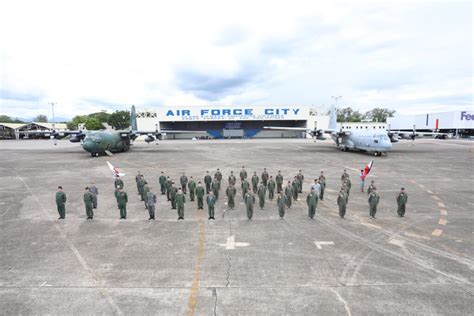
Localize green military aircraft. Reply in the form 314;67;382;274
33;106;205;157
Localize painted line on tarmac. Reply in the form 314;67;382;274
431;195;441;201
186;208;206;316
403;232;431;240
440;210;448;216
439;218;447;226
437;202;446;208
432;229;443;237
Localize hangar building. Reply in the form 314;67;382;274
387;110;474;137
137;105;329;139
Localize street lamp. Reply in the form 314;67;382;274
49;102;57;145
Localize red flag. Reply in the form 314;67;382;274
362;160;374;180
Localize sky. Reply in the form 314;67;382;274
0;0;472;120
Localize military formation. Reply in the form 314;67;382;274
55;167;408;222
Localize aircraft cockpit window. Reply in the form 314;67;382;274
374;139;379;143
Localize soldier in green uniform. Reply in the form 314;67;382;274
188;176;196;201
277;191;287;219
215;168;223;190
117;188;128;219
251;172;259;193
276;170;283;193
114;176;124;190
341;169;349;181
292;176;300;201
240;166;247;183
135;171;142;194
396;188;408;217
84;187;94;220
297;170;304;193
343;176;352;197
318;171;326;200
138;176;146;201
306;189;318;219
257;183;266;210
267;176;276;200
367;180;377;195
170;182;178;209
244;191;256;220
176;188;186;220
228;171;236;186
206;192;216;220
147;187;157;220
166;176;173;201
261;168;269;187
55;186;67;219
368;189;380;219
159;171;167;195
180;172;188;194
114;186;121;207
226;184;236;209
204;171;212;194
285;181;293;208
337;189;348;219
212;178;220;200
196;182;205;210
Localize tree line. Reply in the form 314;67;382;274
336;107;396;123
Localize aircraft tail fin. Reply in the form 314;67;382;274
130;105;138;131
328;105;337;130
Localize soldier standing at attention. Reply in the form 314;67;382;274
135;171;142;194
337;189;348;219
285;181;293;209
196;182;205;210
367;180;377;195
306;189;318;220
297;170;304;193
159;171;167;195
257;183;266;210
251;172;259;193
240;166;247;183
114;186;121;208
318;171;326;200
180;172;188;194
267;176;276;200
89;181;99;209
276;170;283;193
117;188;128;219
176;188;186;220
212;178;220;200
84;187;94;220
261;168;269;187
396;188;408;217
341;169;349;181
359;170;365;192
166;176;173;201
311;179;321;199
114;176;124;190
143;183;151;209
241;178;250;199
204;171;212;194
228;171;236;186
55;186;67;219
245;191;256;220
343;177;351;197
368;189;380;219
138;176;146;201
188;176;196;201
170;182;178;210
292;176;300;201
215;168;223;190
277;191;287;219
206;191;216;220
147;187;157;220
226;184;236;209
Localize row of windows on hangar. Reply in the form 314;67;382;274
340;125;387;129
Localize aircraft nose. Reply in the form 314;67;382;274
82;141;96;153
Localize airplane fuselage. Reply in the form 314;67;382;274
331;130;392;156
82;131;131;156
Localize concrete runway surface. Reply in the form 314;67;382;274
0;138;473;315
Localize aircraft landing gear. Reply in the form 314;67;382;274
91;152;100;157
373;151;382;156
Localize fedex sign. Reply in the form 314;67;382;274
461;111;473;120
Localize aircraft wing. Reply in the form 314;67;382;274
20;129;86;140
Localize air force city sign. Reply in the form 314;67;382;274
155;106;310;122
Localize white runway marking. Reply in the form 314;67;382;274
217;235;250;250
432;229;443;237
314;241;335;249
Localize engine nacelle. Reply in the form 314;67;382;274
70;136;81;143
145;135;155;143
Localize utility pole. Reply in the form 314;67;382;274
331;95;342;108
49;102;57;145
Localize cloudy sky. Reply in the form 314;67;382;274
0;0;472;119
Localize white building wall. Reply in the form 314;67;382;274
388;110;474;130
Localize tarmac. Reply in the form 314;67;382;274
0;138;473;315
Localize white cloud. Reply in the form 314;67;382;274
0;0;472;119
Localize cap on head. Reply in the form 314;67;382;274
85;187;89;190
58;186;63;190
401;187;405;190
